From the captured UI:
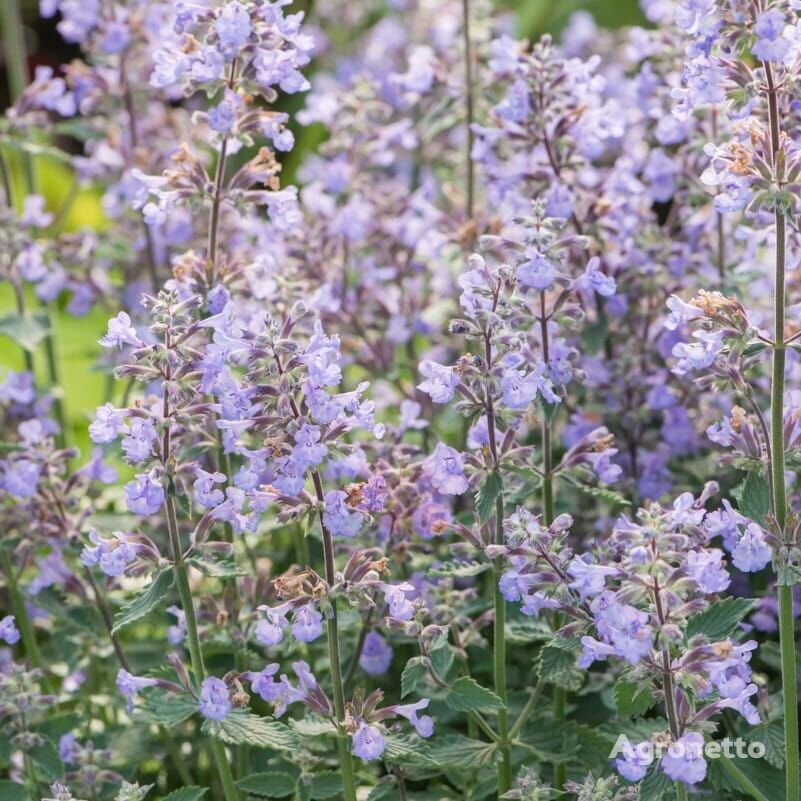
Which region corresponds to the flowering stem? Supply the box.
[461,0,474,220]
[0,548,45,675]
[764,61,799,801]
[161,361,239,801]
[311,471,359,801]
[483,330,511,794]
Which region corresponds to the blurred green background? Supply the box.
[0,0,645,455]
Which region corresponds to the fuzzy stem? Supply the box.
[310,471,359,801]
[1,549,45,673]
[764,61,799,801]
[461,0,475,221]
[483,326,511,795]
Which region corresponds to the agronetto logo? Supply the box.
[608,733,766,785]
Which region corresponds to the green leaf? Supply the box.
[475,471,504,525]
[140,690,198,727]
[0,781,27,801]
[430,560,489,579]
[745,720,785,769]
[382,734,435,767]
[613,681,656,718]
[161,787,208,801]
[204,710,299,752]
[236,773,296,798]
[429,642,454,682]
[444,677,504,712]
[713,753,784,801]
[537,638,583,691]
[29,738,63,781]
[187,556,246,578]
[738,471,770,524]
[572,483,630,508]
[309,772,342,800]
[0,311,52,352]
[638,767,672,801]
[686,597,756,641]
[427,734,498,768]
[401,658,427,699]
[112,568,175,634]
[505,618,552,644]
[288,717,336,737]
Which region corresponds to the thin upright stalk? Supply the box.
[764,61,799,801]
[539,292,565,789]
[1,549,44,672]
[161,360,239,801]
[461,0,475,221]
[310,472,359,801]
[483,329,511,795]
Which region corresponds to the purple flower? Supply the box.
[660,732,707,785]
[352,723,385,761]
[194,469,227,509]
[58,733,79,764]
[291,605,323,643]
[81,530,138,577]
[575,257,616,297]
[322,490,363,537]
[394,699,434,737]
[731,523,772,573]
[121,417,158,464]
[0,615,21,645]
[116,668,157,712]
[198,677,232,721]
[124,470,165,515]
[358,632,393,675]
[1,459,41,498]
[216,1,251,55]
[686,549,730,594]
[417,360,458,403]
[614,741,652,782]
[99,311,141,349]
[752,10,790,62]
[383,582,416,622]
[255,604,290,646]
[500,362,558,409]
[516,250,557,290]
[427,443,468,495]
[89,403,126,444]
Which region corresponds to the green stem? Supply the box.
[461,0,474,221]
[1,549,45,672]
[764,61,799,801]
[718,753,772,801]
[166,495,239,801]
[494,500,512,792]
[311,472,358,801]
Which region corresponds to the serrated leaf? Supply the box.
[745,720,785,769]
[204,710,299,752]
[236,772,296,797]
[685,597,755,641]
[382,734,435,767]
[0,311,52,352]
[112,569,175,634]
[162,787,208,801]
[573,483,630,507]
[537,639,583,691]
[738,471,770,524]
[427,734,498,768]
[29,738,63,781]
[613,681,656,718]
[309,772,342,799]
[401,658,426,699]
[140,690,198,727]
[445,677,504,712]
[429,642,454,682]
[0,781,27,801]
[430,560,490,579]
[289,717,336,737]
[475,471,504,525]
[505,618,552,644]
[187,556,246,577]
[638,766,672,801]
